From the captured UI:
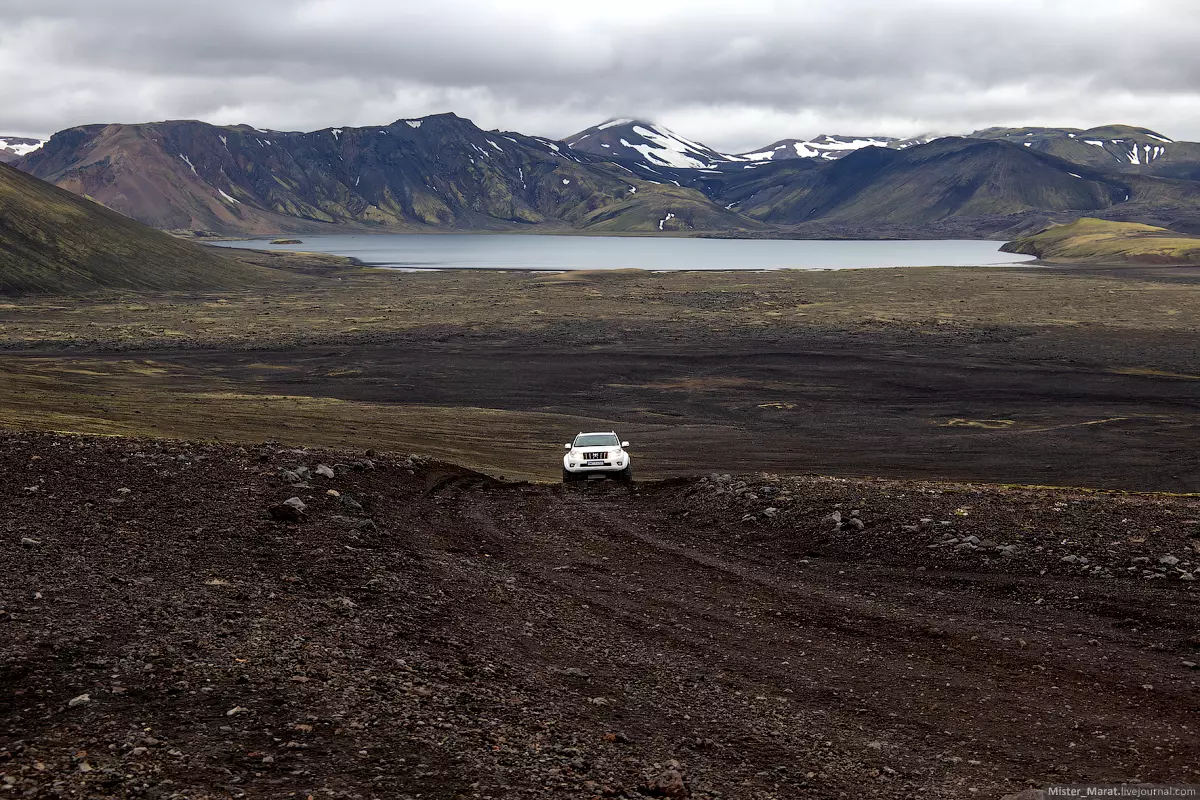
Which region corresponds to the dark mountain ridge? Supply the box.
[19,115,754,237]
[15,115,1200,239]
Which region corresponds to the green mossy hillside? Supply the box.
[0,162,271,294]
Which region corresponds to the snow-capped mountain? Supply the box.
[565,119,736,170]
[964,125,1198,175]
[736,134,940,162]
[739,135,898,161]
[566,121,940,170]
[0,136,45,164]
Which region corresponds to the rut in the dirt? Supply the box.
[1,431,1198,799]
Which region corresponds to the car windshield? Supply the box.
[574,434,620,448]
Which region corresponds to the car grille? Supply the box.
[583,452,608,460]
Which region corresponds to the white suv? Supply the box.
[563,432,632,483]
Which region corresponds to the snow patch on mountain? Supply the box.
[0,136,45,158]
[737,134,905,162]
[621,130,715,169]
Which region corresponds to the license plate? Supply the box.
[585,461,606,466]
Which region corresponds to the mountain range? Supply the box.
[10,116,1200,239]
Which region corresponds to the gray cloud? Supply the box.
[2,0,1199,151]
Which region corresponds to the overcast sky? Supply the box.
[3,0,1199,151]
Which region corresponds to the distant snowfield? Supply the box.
[737,135,901,162]
[0,137,45,157]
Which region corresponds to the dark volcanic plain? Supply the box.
[2,257,1200,798]
[0,260,1198,489]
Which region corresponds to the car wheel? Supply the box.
[562,468,577,483]
[618,466,633,483]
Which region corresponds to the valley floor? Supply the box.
[1,432,1197,799]
[0,262,1198,489]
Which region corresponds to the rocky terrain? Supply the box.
[2,430,1198,799]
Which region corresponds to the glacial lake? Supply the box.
[214,234,1036,271]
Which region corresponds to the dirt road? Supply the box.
[2,432,1197,798]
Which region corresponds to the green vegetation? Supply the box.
[1,261,1198,353]
[1003,218,1200,265]
[0,163,274,294]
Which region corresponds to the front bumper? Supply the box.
[563,458,629,474]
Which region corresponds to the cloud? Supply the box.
[2,0,1199,150]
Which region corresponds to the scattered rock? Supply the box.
[20,537,41,547]
[642,765,689,798]
[294,466,313,481]
[552,667,590,678]
[269,497,308,523]
[315,464,335,479]
[67,693,91,708]
[1160,554,1180,567]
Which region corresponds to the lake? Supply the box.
[214,234,1036,271]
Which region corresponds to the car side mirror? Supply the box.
[564,443,572,449]
[622,441,630,448]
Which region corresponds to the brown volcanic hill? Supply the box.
[0,161,268,293]
[17,116,755,237]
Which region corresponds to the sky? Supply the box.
[2,0,1200,151]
